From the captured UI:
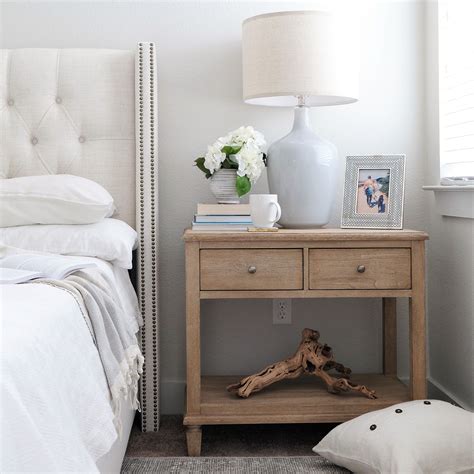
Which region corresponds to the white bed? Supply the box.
[1,259,138,472]
[0,45,159,472]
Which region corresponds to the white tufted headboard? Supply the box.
[0,44,160,432]
[0,48,136,226]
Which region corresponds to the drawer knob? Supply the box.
[357,265,366,273]
[248,266,257,274]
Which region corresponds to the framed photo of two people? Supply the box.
[341,155,406,229]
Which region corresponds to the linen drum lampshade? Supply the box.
[242,11,359,227]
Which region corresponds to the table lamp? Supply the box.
[242,11,359,227]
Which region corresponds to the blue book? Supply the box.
[194,215,253,224]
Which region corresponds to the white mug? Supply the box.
[250,194,282,228]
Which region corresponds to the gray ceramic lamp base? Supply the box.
[267,106,338,228]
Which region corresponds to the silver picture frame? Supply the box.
[341,155,406,229]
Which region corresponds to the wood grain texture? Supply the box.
[309,248,411,290]
[303,248,310,291]
[409,241,427,399]
[185,242,201,415]
[383,298,397,376]
[200,289,413,299]
[183,375,410,425]
[183,228,429,242]
[200,240,413,249]
[200,249,303,290]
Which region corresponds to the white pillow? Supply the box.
[313,400,474,474]
[0,219,137,269]
[0,175,115,227]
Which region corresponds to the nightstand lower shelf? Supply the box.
[184,374,410,426]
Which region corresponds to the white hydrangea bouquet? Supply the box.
[195,126,266,197]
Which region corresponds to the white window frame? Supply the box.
[423,0,474,219]
[438,0,474,185]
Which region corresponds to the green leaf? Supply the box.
[194,157,211,179]
[236,175,251,197]
[221,145,242,156]
[222,157,238,169]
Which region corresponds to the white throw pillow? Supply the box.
[313,400,474,474]
[0,175,115,227]
[0,219,137,269]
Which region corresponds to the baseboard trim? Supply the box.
[389,376,469,409]
[427,377,471,410]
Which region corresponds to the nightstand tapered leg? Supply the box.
[409,241,427,399]
[186,426,202,456]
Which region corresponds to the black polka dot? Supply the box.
[370,424,377,431]
[424,401,431,405]
[395,408,403,413]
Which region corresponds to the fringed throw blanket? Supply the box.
[35,269,144,432]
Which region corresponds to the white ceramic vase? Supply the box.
[209,169,240,204]
[267,106,338,228]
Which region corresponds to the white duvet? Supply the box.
[0,259,138,473]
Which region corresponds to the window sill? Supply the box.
[423,186,474,219]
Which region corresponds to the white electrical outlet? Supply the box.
[273,299,292,324]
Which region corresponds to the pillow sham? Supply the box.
[0,219,137,269]
[0,175,115,227]
[313,399,474,474]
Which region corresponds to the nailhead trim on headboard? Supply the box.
[136,42,159,432]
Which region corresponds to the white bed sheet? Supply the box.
[0,258,139,473]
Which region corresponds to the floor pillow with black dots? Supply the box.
[313,400,473,473]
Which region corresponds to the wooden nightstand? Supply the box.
[182,228,428,456]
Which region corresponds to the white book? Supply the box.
[0,254,96,284]
[0,268,44,284]
[196,203,251,216]
[194,215,253,224]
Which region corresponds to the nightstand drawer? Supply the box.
[309,248,411,290]
[200,249,303,290]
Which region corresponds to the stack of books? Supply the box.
[192,203,254,231]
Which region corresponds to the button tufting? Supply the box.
[78,136,86,143]
[55,97,62,104]
[31,137,38,145]
[7,99,14,106]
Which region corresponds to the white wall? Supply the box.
[424,1,473,410]
[0,0,429,414]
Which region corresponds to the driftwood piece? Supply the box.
[227,328,377,399]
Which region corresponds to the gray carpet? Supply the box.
[122,456,349,473]
[125,416,338,457]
